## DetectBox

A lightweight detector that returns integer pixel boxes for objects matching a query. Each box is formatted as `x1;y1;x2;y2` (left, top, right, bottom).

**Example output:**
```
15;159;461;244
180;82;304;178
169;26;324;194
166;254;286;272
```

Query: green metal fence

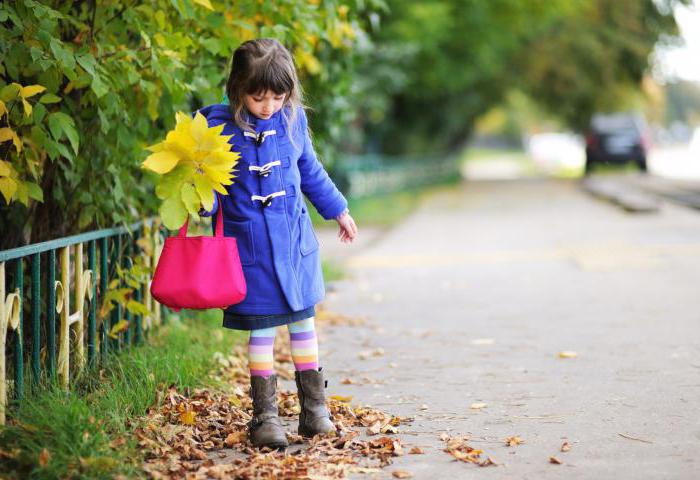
334;152;462;198
0;218;166;424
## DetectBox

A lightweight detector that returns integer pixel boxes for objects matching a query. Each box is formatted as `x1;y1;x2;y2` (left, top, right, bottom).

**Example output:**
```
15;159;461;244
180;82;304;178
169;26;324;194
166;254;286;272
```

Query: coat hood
196;103;235;124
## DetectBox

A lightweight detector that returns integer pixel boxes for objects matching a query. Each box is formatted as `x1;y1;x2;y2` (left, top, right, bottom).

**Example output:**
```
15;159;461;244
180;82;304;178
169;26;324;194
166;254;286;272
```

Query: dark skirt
222;305;316;331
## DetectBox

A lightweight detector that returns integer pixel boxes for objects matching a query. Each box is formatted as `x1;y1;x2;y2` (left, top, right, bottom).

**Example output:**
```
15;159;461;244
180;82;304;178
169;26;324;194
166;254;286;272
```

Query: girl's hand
336;211;357;243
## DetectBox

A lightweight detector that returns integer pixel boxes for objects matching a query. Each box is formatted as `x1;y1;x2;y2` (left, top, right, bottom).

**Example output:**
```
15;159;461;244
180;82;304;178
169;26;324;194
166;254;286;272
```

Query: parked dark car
585;112;651;174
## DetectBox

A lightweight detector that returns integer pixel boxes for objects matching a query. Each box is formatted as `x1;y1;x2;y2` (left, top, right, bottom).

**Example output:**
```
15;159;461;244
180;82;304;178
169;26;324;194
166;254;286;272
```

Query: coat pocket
299;210;320;256
223;219;256;266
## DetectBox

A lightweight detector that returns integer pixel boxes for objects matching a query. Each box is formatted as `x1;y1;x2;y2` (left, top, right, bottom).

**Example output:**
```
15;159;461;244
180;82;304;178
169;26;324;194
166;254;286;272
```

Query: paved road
315;178;700;479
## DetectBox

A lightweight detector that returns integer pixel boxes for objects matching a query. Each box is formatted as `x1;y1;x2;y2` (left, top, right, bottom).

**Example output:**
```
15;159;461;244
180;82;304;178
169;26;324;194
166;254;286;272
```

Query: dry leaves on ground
134;307;414;479
442;435;498;467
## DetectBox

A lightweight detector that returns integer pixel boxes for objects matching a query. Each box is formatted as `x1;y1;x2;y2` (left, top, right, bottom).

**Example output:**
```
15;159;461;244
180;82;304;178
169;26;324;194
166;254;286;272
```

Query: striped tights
247;317;319;377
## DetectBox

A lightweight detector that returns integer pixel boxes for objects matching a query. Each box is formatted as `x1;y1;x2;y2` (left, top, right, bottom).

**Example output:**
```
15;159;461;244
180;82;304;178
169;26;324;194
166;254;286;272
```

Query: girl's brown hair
225;38;309;150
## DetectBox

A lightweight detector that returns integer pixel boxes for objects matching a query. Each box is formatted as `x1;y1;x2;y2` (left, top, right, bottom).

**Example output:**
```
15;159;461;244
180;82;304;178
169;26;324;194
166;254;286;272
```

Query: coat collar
243;108;282;133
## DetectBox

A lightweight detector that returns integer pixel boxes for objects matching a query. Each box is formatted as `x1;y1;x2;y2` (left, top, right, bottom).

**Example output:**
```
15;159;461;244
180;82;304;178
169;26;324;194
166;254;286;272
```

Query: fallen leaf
550;455;563;464
367;421;382;435
330;395;353;403
409;447;424;454
470;402;487;409
561;441;571;452
443;435;496;466
393;470;413;478
38;448;50;468
558;351;577;358
471;338;494;345
109;437;127;449
224;431;246;447
179;408;196;425
479;456;498;467
380;422;399;434
505;435;524;446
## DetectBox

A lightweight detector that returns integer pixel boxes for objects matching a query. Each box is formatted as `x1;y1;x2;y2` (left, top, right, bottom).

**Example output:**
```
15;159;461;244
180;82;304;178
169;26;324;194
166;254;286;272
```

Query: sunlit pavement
316;177;700;479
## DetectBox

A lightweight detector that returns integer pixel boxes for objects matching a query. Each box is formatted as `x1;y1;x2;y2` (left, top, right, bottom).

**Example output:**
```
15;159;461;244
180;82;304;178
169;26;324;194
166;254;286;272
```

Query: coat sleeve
297;109;348;221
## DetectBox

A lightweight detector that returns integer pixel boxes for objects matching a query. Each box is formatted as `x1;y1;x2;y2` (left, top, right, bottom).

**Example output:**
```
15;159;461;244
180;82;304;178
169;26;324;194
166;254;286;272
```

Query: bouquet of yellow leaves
142;111;239;229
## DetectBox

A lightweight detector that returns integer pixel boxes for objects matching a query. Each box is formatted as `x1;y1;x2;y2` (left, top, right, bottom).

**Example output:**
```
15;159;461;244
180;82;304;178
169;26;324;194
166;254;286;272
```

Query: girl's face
244;89;287;120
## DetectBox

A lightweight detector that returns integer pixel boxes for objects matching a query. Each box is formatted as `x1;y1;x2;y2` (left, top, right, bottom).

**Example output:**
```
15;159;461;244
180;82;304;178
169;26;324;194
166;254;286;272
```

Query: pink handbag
150;207;247;311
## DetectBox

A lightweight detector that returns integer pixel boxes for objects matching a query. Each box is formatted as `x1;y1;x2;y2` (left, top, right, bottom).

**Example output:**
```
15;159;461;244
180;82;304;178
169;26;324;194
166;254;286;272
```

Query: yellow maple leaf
142;110;239;229
179;408;196;425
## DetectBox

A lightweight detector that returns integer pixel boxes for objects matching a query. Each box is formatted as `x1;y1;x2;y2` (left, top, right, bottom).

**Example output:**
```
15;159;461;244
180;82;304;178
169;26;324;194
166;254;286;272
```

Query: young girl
196;38;358;449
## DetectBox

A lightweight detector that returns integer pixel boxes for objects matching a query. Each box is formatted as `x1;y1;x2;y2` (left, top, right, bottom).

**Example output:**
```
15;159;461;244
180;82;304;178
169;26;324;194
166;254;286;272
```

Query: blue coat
195;103;348;315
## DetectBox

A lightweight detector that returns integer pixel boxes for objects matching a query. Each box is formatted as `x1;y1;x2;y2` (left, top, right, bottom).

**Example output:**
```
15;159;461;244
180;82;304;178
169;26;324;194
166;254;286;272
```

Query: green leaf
78;205;96;229
181;182;200;215
39;93;61;104
47;111;65;141
126;299;150;316
47;111;79;154
49;38;75;71
26;182;43;202
75;52;97;76
14;180;29;206
159;194;188;230
32;102;47;123
155;163;194;200
0;84;20;102
91;74;109;98
97;107;109;134
55;141;75;163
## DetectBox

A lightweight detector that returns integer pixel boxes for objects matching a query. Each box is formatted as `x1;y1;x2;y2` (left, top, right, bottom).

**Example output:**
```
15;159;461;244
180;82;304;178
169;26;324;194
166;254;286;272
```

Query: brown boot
295;367;336;437
248;375;289;449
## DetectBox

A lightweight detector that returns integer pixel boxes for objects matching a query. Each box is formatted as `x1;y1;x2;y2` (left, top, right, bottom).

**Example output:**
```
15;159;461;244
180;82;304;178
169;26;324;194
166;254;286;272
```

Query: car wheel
637;155;648;173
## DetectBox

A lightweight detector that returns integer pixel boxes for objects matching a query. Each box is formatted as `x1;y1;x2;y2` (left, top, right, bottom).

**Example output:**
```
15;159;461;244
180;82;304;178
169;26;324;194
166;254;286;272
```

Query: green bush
0;0;385;248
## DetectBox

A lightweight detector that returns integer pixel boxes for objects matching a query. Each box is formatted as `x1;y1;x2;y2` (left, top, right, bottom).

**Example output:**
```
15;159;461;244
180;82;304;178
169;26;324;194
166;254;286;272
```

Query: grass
308;177;461;229
460;147;534;165
0;309;245;480
322;259;345;282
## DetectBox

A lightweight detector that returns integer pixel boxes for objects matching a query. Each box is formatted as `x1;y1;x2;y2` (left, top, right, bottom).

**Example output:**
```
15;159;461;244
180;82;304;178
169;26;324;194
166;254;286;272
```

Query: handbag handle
177;200;224;238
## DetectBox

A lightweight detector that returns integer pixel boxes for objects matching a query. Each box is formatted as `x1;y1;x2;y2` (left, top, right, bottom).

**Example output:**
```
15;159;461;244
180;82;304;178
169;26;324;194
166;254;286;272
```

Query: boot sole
252;440;289;450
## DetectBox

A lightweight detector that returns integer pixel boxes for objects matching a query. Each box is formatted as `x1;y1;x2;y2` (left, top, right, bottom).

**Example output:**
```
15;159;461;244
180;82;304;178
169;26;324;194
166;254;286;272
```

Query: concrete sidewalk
312;178;700;479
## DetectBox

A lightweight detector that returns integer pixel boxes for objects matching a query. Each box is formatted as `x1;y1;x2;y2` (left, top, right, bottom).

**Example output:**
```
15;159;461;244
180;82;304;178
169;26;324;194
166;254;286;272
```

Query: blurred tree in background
664;80;700;126
350;0;687;154
515;0;687;131
0;0;383;248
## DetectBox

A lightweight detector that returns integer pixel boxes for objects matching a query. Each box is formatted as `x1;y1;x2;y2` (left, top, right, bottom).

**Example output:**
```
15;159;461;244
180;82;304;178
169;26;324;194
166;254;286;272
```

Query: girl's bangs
246;67;294;96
